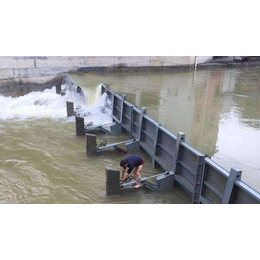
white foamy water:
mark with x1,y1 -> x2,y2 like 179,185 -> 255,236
76,91 -> 112,125
84,84 -> 103,108
0,85 -> 112,125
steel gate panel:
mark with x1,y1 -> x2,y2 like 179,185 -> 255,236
121,101 -> 133,134
140,115 -> 158,157
154,127 -> 177,171
199,158 -> 229,204
230,181 -> 260,204
132,107 -> 142,140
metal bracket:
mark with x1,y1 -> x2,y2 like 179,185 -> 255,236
110,122 -> 122,134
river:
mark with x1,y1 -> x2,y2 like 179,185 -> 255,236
0,66 -> 259,203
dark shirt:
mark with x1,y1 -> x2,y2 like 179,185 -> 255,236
124,155 -> 143,174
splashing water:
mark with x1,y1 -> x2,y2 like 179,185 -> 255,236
75,90 -> 112,125
0,84 -> 112,125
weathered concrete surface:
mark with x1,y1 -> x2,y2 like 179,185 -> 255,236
0,56 -> 213,94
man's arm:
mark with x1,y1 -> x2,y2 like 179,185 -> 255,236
120,167 -> 133,182
127,167 -> 133,175
121,168 -> 126,180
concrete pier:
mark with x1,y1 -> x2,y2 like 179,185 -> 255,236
106,167 -> 121,196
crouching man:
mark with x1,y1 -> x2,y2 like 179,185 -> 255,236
120,155 -> 144,188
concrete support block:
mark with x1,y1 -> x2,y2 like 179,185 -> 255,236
110,122 -> 122,134
56,85 -> 61,94
86,134 -> 97,156
222,167 -> 242,204
156,172 -> 174,190
76,117 -> 85,136
126,140 -> 140,153
143,181 -> 160,191
106,167 -> 121,196
66,101 -> 74,117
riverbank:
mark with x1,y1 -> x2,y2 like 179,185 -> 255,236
198,57 -> 260,68
0,56 -> 213,94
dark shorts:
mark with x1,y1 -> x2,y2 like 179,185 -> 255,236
141,158 -> 144,165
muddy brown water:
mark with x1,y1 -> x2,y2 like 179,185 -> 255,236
0,66 -> 260,203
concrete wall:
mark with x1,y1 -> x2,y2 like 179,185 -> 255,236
0,56 -> 212,93
197,56 -> 213,64
0,56 -> 198,71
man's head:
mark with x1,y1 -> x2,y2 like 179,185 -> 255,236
120,159 -> 128,168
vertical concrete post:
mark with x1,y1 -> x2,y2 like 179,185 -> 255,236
173,132 -> 185,172
86,134 -> 97,156
106,167 -> 121,196
56,85 -> 61,94
76,117 -> 85,136
66,101 -> 74,117
222,167 -> 242,204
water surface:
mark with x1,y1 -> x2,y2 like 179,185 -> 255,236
0,66 -> 259,203
70,67 -> 260,192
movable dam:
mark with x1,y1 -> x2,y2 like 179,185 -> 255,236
63,74 -> 260,204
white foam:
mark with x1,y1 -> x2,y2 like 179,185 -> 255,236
83,84 -> 102,108
0,85 -> 112,124
74,90 -> 112,125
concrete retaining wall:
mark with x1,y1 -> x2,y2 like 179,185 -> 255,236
0,56 -> 199,71
0,56 -> 213,95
